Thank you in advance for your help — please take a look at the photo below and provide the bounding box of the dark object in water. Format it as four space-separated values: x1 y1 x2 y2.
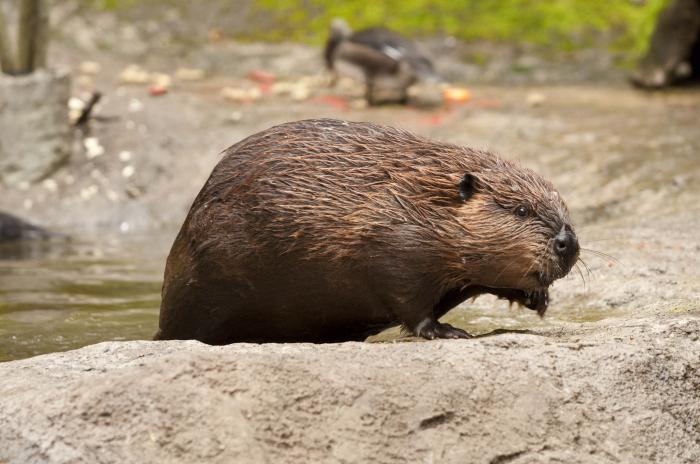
324 19 440 104
0 211 52 242
630 0 700 89
156 119 579 344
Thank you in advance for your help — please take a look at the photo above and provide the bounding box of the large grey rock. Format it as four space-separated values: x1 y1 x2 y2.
0 315 698 464
0 69 71 185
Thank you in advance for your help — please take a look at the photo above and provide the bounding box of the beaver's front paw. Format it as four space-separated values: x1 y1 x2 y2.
416 319 472 340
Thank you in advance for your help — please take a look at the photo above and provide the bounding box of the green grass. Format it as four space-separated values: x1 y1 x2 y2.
253 0 669 57
77 0 670 57
81 0 137 10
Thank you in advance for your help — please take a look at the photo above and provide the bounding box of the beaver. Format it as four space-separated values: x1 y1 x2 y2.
156 119 579 343
324 19 440 104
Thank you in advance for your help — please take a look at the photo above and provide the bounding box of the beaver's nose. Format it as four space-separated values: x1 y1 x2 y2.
553 227 579 267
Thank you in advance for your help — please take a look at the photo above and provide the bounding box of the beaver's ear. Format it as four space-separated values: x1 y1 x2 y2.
458 173 478 202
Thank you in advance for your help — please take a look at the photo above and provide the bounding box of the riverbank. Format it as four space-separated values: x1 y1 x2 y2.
1 313 698 463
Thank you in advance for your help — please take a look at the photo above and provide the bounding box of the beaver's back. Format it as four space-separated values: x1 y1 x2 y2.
185 119 500 260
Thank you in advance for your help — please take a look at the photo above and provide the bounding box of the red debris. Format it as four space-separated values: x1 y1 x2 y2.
149 85 168 96
247 69 276 85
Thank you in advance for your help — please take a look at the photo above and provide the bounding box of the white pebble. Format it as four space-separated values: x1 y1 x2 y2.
80 185 99 199
526 92 546 106
42 179 58 192
106 190 119 202
122 165 135 178
68 97 86 111
83 137 105 159
128 98 144 113
79 61 102 75
119 150 133 162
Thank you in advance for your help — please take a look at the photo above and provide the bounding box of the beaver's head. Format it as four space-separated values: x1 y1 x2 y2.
452 161 579 315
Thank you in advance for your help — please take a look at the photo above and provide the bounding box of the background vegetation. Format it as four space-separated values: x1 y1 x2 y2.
83 0 669 57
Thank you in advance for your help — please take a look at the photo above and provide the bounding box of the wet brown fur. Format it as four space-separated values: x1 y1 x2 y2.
156 119 577 344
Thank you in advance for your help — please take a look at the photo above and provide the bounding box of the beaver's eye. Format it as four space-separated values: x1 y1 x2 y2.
515 205 529 218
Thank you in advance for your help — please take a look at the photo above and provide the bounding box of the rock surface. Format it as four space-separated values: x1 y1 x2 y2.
0 70 72 185
1 314 698 464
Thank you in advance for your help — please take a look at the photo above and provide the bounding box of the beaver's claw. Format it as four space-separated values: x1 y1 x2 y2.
417 320 473 340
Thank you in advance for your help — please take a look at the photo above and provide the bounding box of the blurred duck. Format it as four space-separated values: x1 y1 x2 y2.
324 18 440 105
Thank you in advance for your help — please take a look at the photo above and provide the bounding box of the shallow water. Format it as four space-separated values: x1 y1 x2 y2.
0 234 168 362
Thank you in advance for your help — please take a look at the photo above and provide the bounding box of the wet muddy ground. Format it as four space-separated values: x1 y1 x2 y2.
0 7 699 361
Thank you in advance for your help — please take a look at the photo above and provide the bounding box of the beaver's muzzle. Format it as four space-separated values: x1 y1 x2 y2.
554 226 579 273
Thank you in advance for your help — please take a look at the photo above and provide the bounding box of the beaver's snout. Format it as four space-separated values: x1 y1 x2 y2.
554 226 579 272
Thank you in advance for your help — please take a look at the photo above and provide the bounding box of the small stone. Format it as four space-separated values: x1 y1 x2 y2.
119 151 133 162
125 186 142 198
175 68 205 81
42 179 58 192
80 185 99 199
122 165 135 178
68 97 87 124
23 199 33 210
269 81 310 101
290 85 310 101
79 61 102 75
526 92 546 106
128 99 144 113
227 111 243 123
83 137 105 159
68 97 86 111
119 222 131 233
337 77 360 92
349 99 368 110
106 190 119 202
150 73 172 88
119 64 151 85
221 87 261 102
270 82 294 96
